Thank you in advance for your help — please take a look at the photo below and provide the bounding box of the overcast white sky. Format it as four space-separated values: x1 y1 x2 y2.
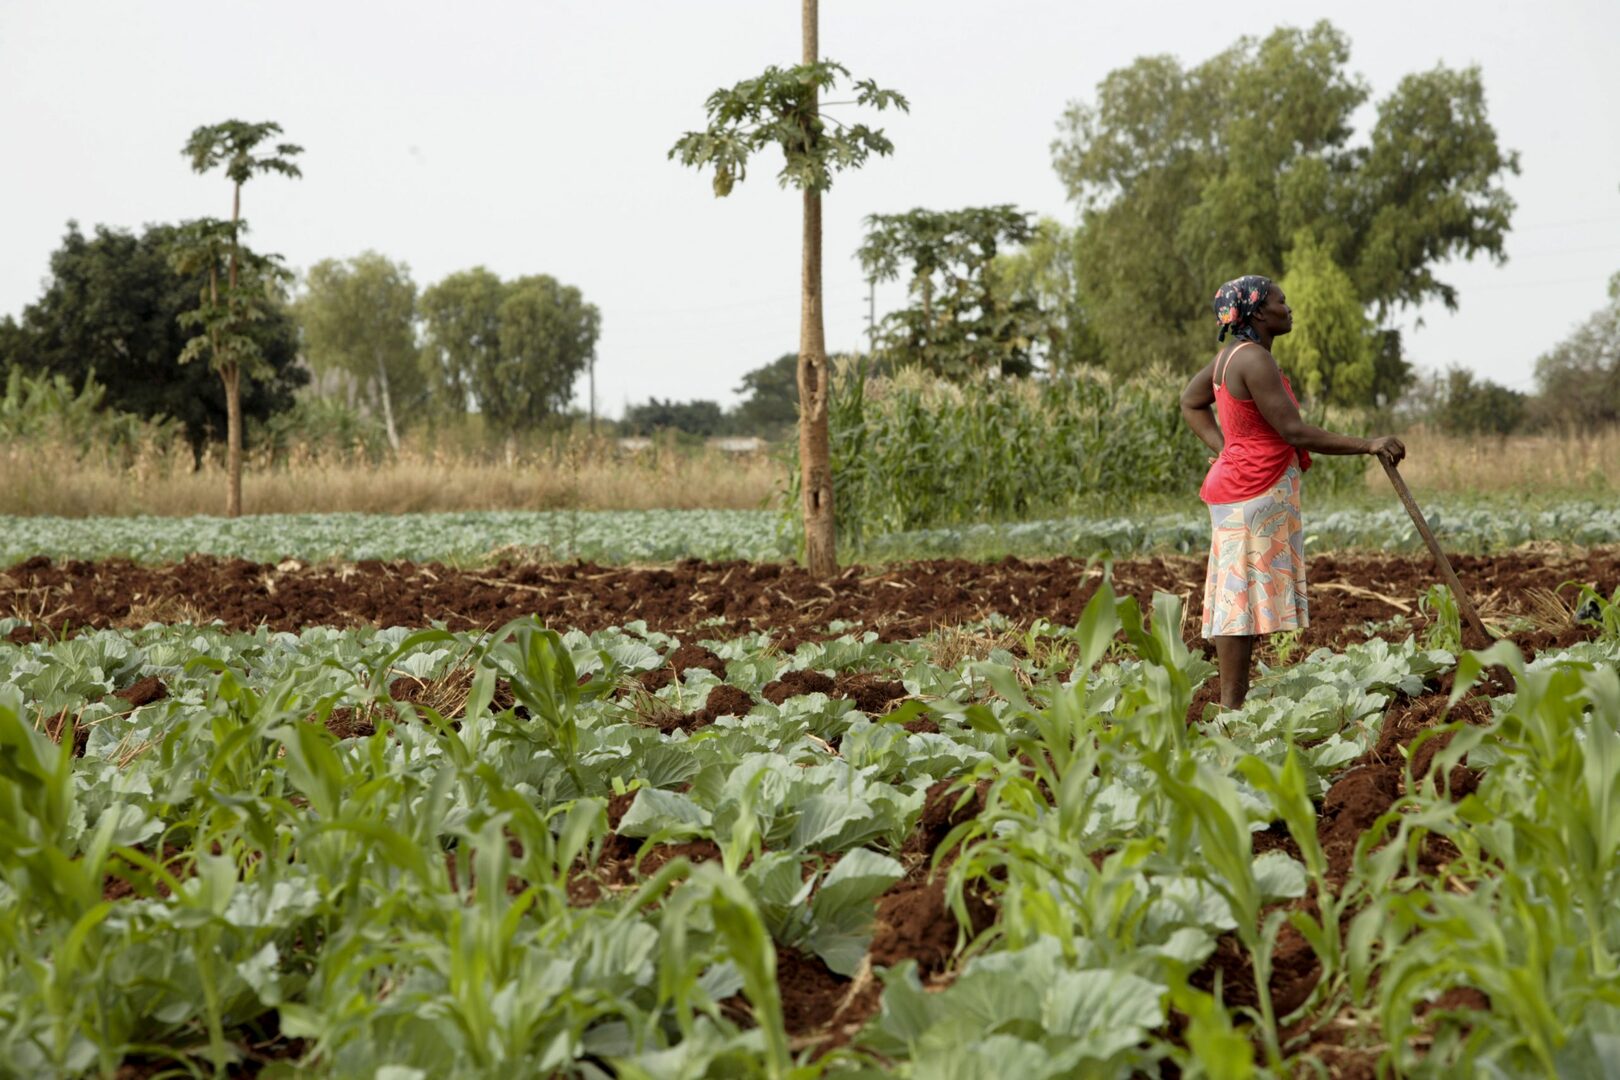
3 1 1618 415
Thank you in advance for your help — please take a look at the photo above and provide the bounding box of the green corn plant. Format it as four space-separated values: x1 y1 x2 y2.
479 617 610 796
1357 642 1620 1075
1458 642 1620 978
1143 749 1292 1071
651 862 794 1078
1419 583 1463 654
790 363 1371 549
1563 579 1620 642
1166 976 1259 1080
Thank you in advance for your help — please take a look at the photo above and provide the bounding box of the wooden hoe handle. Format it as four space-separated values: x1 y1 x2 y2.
1380 459 1491 646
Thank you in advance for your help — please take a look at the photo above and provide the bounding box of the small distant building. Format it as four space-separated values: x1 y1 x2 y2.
711 436 767 454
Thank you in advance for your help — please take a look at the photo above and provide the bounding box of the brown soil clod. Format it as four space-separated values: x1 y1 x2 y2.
762 669 837 705
321 707 376 740
868 875 996 978
905 779 989 860
835 673 909 715
113 676 167 708
701 683 756 721
639 642 727 692
775 945 852 1036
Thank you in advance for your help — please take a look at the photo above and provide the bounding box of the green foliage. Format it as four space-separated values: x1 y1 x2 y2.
733 353 801 435
795 363 1367 548
183 120 303 188
1418 584 1464 654
0 368 186 460
622 397 727 437
668 61 907 196
2 584 1620 1074
168 218 293 382
991 217 1103 374
1566 579 1620 643
857 206 1047 378
1052 21 1516 376
0 509 799 566
1271 231 1383 406
12 500 1620 569
296 253 424 440
249 396 391 463
0 221 307 453
1404 366 1528 436
418 268 600 434
1532 272 1620 431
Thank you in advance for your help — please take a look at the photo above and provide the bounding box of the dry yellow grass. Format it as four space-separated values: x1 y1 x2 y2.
4 424 1616 518
0 437 786 516
1384 427 1620 497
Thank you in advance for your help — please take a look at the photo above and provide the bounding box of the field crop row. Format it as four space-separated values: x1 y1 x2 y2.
6 499 1620 568
0 510 795 568
865 500 1620 560
3 591 1619 1076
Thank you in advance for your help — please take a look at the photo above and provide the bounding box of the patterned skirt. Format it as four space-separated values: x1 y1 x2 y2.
1201 465 1309 638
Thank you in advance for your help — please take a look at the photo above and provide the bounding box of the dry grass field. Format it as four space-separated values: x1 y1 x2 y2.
0 437 785 516
2 425 1616 518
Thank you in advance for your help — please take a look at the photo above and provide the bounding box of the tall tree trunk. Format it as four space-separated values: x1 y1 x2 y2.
375 350 400 451
229 183 241 290
223 362 242 518
226 181 244 516
798 0 836 577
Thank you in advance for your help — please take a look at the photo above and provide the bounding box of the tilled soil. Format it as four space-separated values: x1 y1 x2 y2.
5 548 1619 647
34 547 1618 1072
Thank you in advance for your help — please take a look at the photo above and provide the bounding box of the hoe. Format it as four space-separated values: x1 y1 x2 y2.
1381 459 1492 648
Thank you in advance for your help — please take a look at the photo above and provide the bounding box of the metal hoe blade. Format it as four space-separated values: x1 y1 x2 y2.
1380 459 1491 646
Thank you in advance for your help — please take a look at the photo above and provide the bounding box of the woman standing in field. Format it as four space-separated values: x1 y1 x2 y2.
1180 275 1406 709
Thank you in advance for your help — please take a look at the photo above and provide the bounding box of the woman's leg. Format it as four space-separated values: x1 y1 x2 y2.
1213 634 1255 708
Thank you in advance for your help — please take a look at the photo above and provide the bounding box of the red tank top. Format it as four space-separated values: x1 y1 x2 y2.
1199 342 1311 504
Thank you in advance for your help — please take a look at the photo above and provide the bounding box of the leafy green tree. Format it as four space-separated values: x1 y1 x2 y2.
492 275 600 432
990 218 1102 374
296 253 422 450
733 353 800 435
182 119 304 516
418 268 600 434
857 206 1046 378
1051 21 1516 378
1270 231 1383 406
622 397 726 437
1438 368 1527 436
417 267 503 416
0 221 305 457
669 0 907 576
1532 272 1620 431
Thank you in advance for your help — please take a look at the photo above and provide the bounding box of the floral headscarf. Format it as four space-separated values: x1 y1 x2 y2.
1212 275 1273 342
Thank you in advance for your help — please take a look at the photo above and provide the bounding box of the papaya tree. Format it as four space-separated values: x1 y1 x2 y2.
168 220 291 501
181 120 302 516
857 205 1046 378
669 0 905 576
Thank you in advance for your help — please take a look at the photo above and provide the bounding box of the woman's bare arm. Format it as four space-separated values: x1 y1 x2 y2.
1180 362 1223 455
1237 352 1406 463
